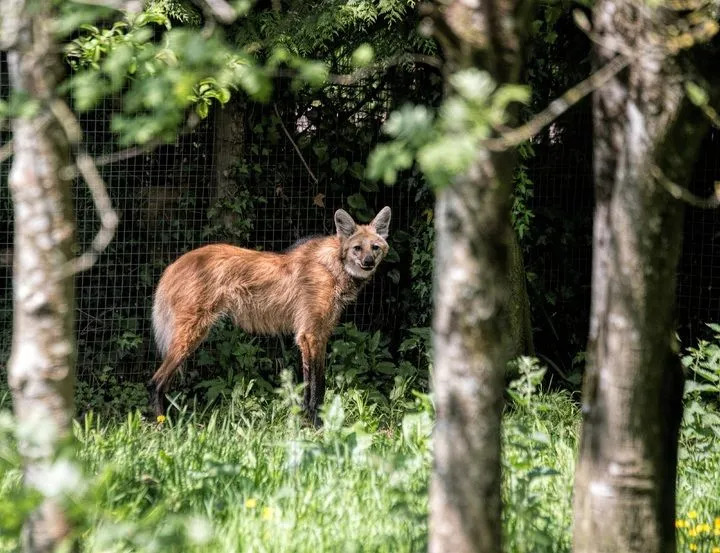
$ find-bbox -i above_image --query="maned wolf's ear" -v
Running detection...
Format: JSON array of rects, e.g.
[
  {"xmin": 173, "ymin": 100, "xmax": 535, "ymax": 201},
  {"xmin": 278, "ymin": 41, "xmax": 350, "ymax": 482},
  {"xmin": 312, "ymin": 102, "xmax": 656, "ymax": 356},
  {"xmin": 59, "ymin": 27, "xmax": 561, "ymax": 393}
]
[
  {"xmin": 335, "ymin": 209, "xmax": 357, "ymax": 239},
  {"xmin": 370, "ymin": 206, "xmax": 391, "ymax": 239}
]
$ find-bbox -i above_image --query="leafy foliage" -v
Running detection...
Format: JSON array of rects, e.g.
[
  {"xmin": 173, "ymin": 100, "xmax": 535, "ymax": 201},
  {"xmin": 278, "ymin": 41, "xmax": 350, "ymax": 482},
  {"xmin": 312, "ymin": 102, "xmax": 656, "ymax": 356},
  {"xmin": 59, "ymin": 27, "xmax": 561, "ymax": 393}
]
[
  {"xmin": 229, "ymin": 0, "xmax": 435, "ymax": 63},
  {"xmin": 367, "ymin": 70, "xmax": 530, "ymax": 188},
  {"xmin": 4, "ymin": 357, "xmax": 720, "ymax": 553},
  {"xmin": 512, "ymin": 141, "xmax": 536, "ymax": 242}
]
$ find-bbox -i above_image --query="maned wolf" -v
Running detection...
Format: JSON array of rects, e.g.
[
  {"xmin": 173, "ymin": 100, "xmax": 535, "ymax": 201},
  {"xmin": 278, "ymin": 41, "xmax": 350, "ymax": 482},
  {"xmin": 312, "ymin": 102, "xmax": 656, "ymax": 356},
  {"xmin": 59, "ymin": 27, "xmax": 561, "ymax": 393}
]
[{"xmin": 150, "ymin": 207, "xmax": 391, "ymax": 424}]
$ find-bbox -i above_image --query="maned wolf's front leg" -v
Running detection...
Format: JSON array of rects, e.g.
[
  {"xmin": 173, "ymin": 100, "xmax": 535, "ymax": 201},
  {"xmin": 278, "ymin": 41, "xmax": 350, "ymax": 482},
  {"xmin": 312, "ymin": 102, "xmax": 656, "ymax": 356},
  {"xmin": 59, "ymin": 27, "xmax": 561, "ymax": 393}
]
[{"xmin": 297, "ymin": 333, "xmax": 327, "ymax": 426}]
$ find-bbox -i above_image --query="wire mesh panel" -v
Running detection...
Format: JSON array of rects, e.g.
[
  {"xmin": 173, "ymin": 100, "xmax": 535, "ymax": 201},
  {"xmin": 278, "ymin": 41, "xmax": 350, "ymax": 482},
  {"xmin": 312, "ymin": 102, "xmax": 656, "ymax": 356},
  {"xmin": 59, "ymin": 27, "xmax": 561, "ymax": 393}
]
[
  {"xmin": 677, "ymin": 127, "xmax": 720, "ymax": 346},
  {"xmin": 525, "ymin": 104, "xmax": 595, "ymax": 369},
  {"xmin": 72, "ymin": 96, "xmax": 217, "ymax": 384},
  {"xmin": 0, "ymin": 58, "xmax": 428, "ymax": 384},
  {"xmin": 0, "ymin": 54, "xmax": 11, "ymax": 374},
  {"xmin": 5, "ymin": 50, "xmax": 720, "ymax": 386}
]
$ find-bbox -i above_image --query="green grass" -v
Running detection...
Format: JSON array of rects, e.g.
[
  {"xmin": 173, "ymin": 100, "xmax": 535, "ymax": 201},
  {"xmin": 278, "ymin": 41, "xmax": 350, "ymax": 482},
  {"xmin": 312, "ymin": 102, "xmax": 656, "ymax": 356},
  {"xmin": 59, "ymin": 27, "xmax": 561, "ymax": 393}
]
[{"xmin": 2, "ymin": 375, "xmax": 720, "ymax": 553}]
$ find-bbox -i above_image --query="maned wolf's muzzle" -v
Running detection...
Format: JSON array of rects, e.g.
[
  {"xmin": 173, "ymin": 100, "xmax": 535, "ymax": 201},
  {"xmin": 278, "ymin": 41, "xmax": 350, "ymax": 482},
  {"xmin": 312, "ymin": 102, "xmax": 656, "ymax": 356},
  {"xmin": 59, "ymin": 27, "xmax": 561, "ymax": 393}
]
[{"xmin": 362, "ymin": 255, "xmax": 375, "ymax": 269}]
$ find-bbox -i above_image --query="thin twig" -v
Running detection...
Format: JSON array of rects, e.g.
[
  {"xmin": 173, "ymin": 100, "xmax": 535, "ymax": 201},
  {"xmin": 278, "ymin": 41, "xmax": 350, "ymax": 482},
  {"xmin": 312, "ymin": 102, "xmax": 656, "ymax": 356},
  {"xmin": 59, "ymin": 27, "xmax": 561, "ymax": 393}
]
[
  {"xmin": 484, "ymin": 54, "xmax": 631, "ymax": 151},
  {"xmin": 651, "ymin": 165, "xmax": 720, "ymax": 209},
  {"xmin": 60, "ymin": 153, "xmax": 119, "ymax": 277},
  {"xmin": 0, "ymin": 140, "xmax": 13, "ymax": 164},
  {"xmin": 274, "ymin": 103, "xmax": 318, "ymax": 184},
  {"xmin": 49, "ymin": 99, "xmax": 82, "ymax": 144},
  {"xmin": 92, "ymin": 114, "xmax": 200, "ymax": 168},
  {"xmin": 48, "ymin": 98, "xmax": 119, "ymax": 277}
]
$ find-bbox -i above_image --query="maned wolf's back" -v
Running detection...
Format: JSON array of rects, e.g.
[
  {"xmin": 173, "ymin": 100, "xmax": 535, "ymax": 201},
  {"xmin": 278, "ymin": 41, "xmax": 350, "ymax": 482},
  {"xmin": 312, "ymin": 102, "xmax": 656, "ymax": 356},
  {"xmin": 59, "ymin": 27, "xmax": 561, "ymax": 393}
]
[{"xmin": 152, "ymin": 239, "xmax": 342, "ymax": 352}]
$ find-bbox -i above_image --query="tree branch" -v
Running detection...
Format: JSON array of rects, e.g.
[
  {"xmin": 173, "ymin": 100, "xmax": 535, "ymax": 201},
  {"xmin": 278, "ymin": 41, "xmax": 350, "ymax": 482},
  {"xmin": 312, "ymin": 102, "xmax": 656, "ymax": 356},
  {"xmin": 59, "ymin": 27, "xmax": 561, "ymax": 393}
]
[
  {"xmin": 59, "ymin": 153, "xmax": 119, "ymax": 278},
  {"xmin": 484, "ymin": 54, "xmax": 631, "ymax": 151},
  {"xmin": 274, "ymin": 103, "xmax": 318, "ymax": 184},
  {"xmin": 651, "ymin": 165, "xmax": 720, "ymax": 209},
  {"xmin": 48, "ymin": 99, "xmax": 119, "ymax": 278},
  {"xmin": 0, "ymin": 140, "xmax": 13, "ymax": 164},
  {"xmin": 92, "ymin": 114, "xmax": 200, "ymax": 167},
  {"xmin": 193, "ymin": 0, "xmax": 237, "ymax": 24}
]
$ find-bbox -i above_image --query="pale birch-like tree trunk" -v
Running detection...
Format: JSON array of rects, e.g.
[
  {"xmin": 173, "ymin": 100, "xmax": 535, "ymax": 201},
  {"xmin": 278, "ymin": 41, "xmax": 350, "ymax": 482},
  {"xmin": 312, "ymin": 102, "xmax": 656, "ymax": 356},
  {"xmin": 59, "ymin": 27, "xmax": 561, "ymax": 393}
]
[
  {"xmin": 428, "ymin": 2, "xmax": 531, "ymax": 552},
  {"xmin": 2, "ymin": 2, "xmax": 77, "ymax": 551},
  {"xmin": 573, "ymin": 2, "xmax": 718, "ymax": 552}
]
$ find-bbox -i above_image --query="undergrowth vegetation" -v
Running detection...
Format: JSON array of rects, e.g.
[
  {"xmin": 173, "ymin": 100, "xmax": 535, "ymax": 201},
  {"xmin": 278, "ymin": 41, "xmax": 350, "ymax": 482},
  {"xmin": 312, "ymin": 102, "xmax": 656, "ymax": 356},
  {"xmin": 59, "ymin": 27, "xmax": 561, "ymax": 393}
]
[{"xmin": 3, "ymin": 330, "xmax": 720, "ymax": 552}]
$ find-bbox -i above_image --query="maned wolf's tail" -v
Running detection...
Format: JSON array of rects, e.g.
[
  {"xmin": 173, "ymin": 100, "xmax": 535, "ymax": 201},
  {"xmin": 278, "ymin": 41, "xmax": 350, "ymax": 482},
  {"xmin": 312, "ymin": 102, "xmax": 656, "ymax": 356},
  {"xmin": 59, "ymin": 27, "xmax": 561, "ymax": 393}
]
[{"xmin": 152, "ymin": 288, "xmax": 174, "ymax": 358}]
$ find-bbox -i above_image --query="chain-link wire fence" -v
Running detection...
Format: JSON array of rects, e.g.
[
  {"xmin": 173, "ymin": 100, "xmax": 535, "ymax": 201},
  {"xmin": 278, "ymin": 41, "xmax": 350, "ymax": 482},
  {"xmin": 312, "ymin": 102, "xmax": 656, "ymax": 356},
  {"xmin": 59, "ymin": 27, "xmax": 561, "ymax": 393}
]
[
  {"xmin": 1, "ymin": 56, "xmax": 719, "ymax": 384},
  {"xmin": 0, "ymin": 60, "xmax": 434, "ymax": 384}
]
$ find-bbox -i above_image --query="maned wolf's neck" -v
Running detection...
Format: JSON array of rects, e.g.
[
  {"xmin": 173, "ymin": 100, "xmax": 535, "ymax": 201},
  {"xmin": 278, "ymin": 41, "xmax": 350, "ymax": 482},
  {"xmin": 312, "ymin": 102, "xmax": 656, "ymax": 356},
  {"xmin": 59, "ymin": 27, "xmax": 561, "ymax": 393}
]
[{"xmin": 291, "ymin": 235, "xmax": 367, "ymax": 295}]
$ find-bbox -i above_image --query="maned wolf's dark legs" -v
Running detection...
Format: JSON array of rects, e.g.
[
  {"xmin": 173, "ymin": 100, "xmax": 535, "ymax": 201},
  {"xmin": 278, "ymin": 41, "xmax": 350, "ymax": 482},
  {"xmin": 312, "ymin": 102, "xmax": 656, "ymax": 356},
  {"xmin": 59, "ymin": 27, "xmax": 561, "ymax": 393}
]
[
  {"xmin": 297, "ymin": 332, "xmax": 328, "ymax": 426},
  {"xmin": 150, "ymin": 319, "xmax": 213, "ymax": 417}
]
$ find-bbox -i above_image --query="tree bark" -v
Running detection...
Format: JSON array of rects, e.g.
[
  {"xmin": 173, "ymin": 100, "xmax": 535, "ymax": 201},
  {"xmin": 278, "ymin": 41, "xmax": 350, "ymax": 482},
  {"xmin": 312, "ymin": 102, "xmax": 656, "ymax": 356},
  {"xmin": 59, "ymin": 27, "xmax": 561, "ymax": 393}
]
[
  {"xmin": 3, "ymin": 2, "xmax": 77, "ymax": 551},
  {"xmin": 213, "ymin": 96, "xmax": 244, "ymax": 200},
  {"xmin": 508, "ymin": 232, "xmax": 534, "ymax": 357},
  {"xmin": 573, "ymin": 2, "xmax": 715, "ymax": 552},
  {"xmin": 430, "ymin": 151, "xmax": 515, "ymax": 553},
  {"xmin": 428, "ymin": 2, "xmax": 530, "ymax": 552}
]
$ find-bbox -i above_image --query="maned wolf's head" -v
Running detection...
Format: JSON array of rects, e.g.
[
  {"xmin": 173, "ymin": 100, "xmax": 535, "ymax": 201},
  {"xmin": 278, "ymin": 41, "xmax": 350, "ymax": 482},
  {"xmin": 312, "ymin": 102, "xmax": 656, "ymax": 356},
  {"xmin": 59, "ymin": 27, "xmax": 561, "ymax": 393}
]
[{"xmin": 335, "ymin": 206, "xmax": 391, "ymax": 279}]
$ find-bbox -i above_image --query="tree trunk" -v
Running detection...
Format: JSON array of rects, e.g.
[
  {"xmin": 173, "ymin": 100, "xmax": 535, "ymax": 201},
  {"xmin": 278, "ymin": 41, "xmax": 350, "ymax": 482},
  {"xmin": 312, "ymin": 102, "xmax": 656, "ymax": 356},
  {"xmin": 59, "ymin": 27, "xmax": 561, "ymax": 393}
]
[
  {"xmin": 3, "ymin": 2, "xmax": 77, "ymax": 551},
  {"xmin": 508, "ymin": 232, "xmax": 534, "ymax": 357},
  {"xmin": 430, "ymin": 151, "xmax": 515, "ymax": 553},
  {"xmin": 213, "ymin": 96, "xmax": 244, "ymax": 200},
  {"xmin": 573, "ymin": 2, "xmax": 714, "ymax": 552},
  {"xmin": 428, "ymin": 2, "xmax": 530, "ymax": 552}
]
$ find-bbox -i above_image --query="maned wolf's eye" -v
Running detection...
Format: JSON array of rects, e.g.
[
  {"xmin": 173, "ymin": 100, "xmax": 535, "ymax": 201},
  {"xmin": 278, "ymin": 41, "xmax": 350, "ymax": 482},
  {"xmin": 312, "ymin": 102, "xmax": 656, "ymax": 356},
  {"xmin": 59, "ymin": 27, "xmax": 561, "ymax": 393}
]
[
  {"xmin": 353, "ymin": 245, "xmax": 362, "ymax": 252},
  {"xmin": 371, "ymin": 244, "xmax": 380, "ymax": 251}
]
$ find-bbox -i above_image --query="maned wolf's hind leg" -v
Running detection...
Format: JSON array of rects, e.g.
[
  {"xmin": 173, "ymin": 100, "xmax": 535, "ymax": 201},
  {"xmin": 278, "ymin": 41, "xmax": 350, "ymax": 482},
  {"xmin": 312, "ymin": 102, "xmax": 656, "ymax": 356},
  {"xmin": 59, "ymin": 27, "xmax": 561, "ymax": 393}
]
[
  {"xmin": 150, "ymin": 318, "xmax": 214, "ymax": 417},
  {"xmin": 296, "ymin": 333, "xmax": 328, "ymax": 426}
]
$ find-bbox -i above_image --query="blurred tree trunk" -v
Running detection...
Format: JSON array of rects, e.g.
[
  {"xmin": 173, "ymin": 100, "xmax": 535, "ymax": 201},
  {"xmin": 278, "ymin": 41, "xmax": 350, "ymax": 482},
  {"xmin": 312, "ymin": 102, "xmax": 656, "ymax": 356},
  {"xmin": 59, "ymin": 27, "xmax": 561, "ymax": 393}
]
[
  {"xmin": 508, "ymin": 234, "xmax": 534, "ymax": 357},
  {"xmin": 573, "ymin": 2, "xmax": 718, "ymax": 552},
  {"xmin": 428, "ymin": 2, "xmax": 531, "ymax": 552},
  {"xmin": 2, "ymin": 1, "xmax": 77, "ymax": 551},
  {"xmin": 214, "ymin": 97, "xmax": 244, "ymax": 200}
]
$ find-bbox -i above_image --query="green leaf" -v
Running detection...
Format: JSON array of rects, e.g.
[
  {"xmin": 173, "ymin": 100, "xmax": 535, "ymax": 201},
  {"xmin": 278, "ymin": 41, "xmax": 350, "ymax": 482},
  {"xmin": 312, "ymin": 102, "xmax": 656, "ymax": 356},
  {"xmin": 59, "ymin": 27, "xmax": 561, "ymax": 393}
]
[
  {"xmin": 383, "ymin": 104, "xmax": 435, "ymax": 147},
  {"xmin": 450, "ymin": 69, "xmax": 496, "ymax": 104},
  {"xmin": 360, "ymin": 180, "xmax": 379, "ymax": 192},
  {"xmin": 417, "ymin": 134, "xmax": 476, "ymax": 188},
  {"xmin": 351, "ymin": 43, "xmax": 375, "ymax": 68},
  {"xmin": 347, "ymin": 193, "xmax": 367, "ymax": 209},
  {"xmin": 685, "ymin": 81, "xmax": 709, "ymax": 107},
  {"xmin": 195, "ymin": 101, "xmax": 209, "ymax": 119},
  {"xmin": 331, "ymin": 157, "xmax": 348, "ymax": 175},
  {"xmin": 349, "ymin": 162, "xmax": 365, "ymax": 179},
  {"xmin": 491, "ymin": 84, "xmax": 531, "ymax": 114},
  {"xmin": 366, "ymin": 142, "xmax": 413, "ymax": 185},
  {"xmin": 298, "ymin": 61, "xmax": 329, "ymax": 88}
]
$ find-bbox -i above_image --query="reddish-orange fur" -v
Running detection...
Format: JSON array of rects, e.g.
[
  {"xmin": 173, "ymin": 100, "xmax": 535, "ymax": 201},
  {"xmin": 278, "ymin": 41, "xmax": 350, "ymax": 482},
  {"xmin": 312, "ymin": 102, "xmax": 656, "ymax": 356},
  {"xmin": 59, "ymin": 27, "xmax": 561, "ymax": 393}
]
[{"xmin": 151, "ymin": 207, "xmax": 391, "ymax": 424}]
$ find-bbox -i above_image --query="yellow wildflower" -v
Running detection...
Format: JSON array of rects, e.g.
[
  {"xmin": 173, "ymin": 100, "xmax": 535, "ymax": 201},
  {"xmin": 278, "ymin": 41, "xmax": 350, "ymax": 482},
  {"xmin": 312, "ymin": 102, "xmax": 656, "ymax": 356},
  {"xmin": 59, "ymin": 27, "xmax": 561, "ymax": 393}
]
[
  {"xmin": 689, "ymin": 545, "xmax": 698, "ymax": 552},
  {"xmin": 702, "ymin": 523, "xmax": 712, "ymax": 533},
  {"xmin": 713, "ymin": 547, "xmax": 720, "ymax": 553},
  {"xmin": 715, "ymin": 517, "xmax": 720, "ymax": 528},
  {"xmin": 261, "ymin": 507, "xmax": 274, "ymax": 521},
  {"xmin": 156, "ymin": 415, "xmax": 166, "ymax": 424},
  {"xmin": 676, "ymin": 519, "xmax": 686, "ymax": 528},
  {"xmin": 688, "ymin": 511, "xmax": 698, "ymax": 520},
  {"xmin": 715, "ymin": 528, "xmax": 720, "ymax": 537},
  {"xmin": 689, "ymin": 529, "xmax": 697, "ymax": 538},
  {"xmin": 244, "ymin": 498, "xmax": 257, "ymax": 509}
]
